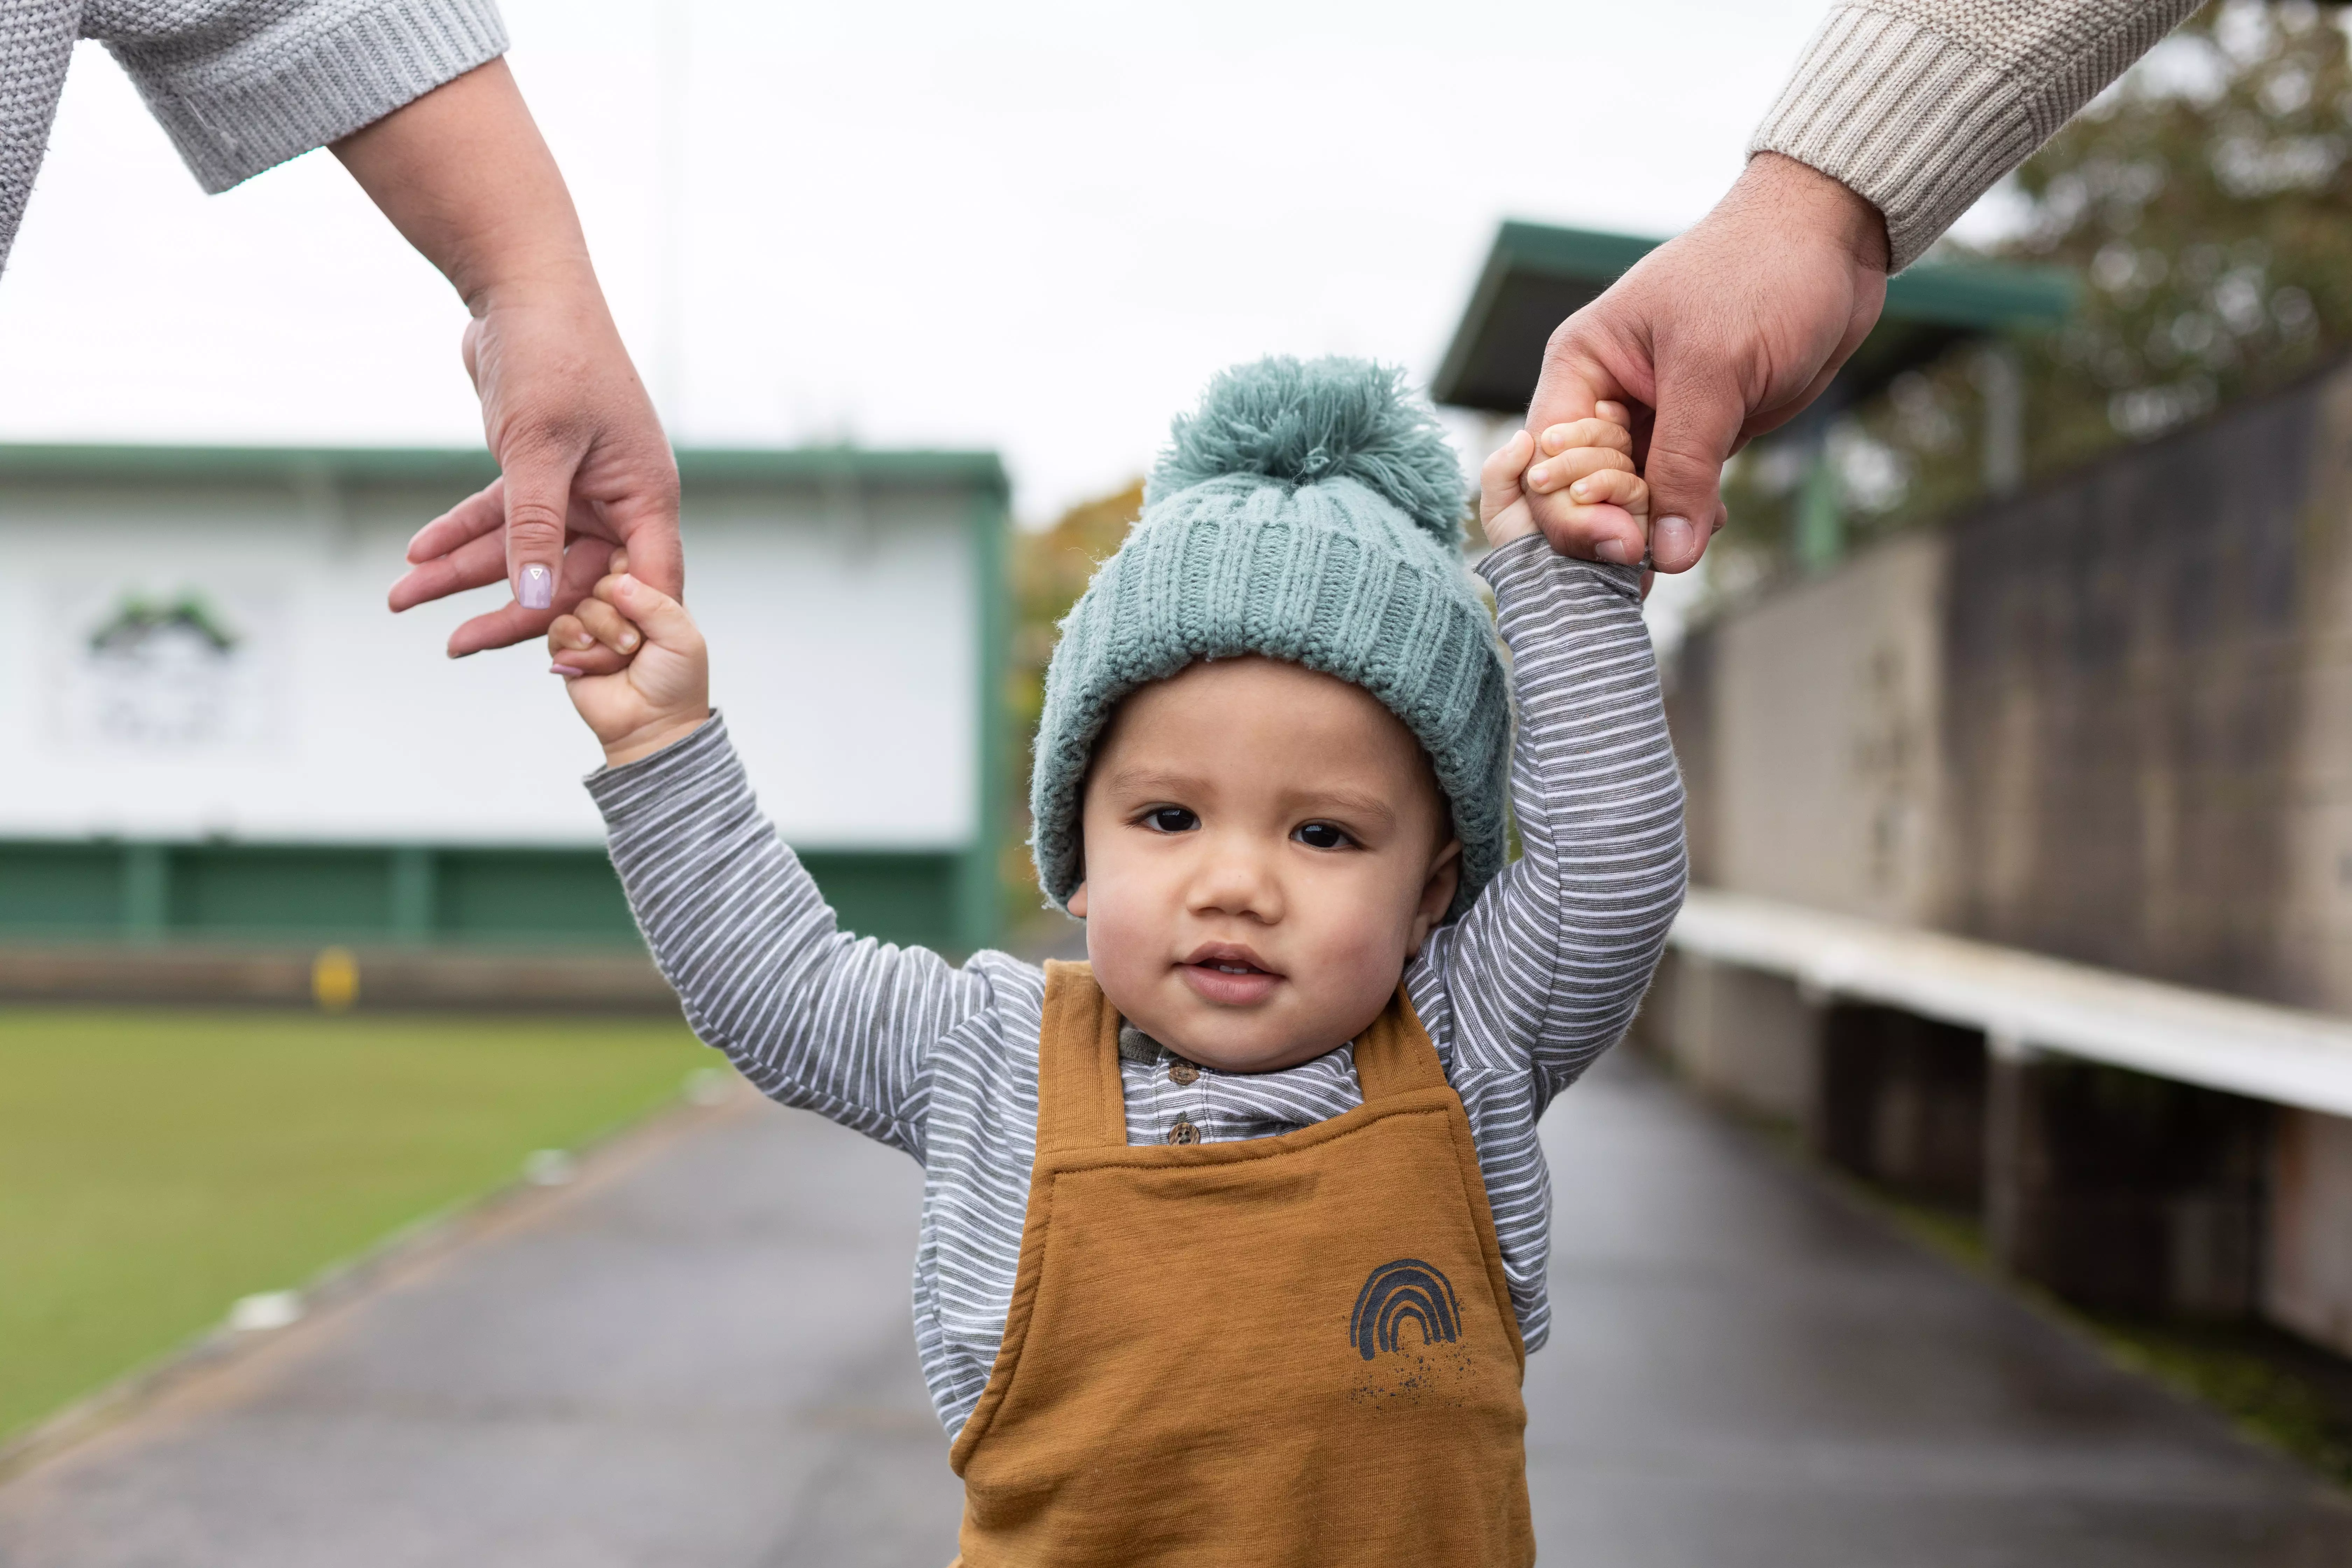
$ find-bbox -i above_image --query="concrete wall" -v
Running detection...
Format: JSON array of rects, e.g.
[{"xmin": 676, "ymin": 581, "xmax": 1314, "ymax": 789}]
[
  {"xmin": 1666, "ymin": 353, "xmax": 2352, "ymax": 1338},
  {"xmin": 2283, "ymin": 371, "xmax": 2352, "ymax": 1014},
  {"xmin": 1940, "ymin": 375, "xmax": 2315, "ymax": 1004},
  {"xmin": 1676, "ymin": 354, "xmax": 2352, "ymax": 1013},
  {"xmin": 1641, "ymin": 950, "xmax": 1821, "ymax": 1127},
  {"xmin": 1677, "ymin": 532, "xmax": 1951, "ymax": 927},
  {"xmin": 2268, "ymin": 1107, "xmax": 2352, "ymax": 1358}
]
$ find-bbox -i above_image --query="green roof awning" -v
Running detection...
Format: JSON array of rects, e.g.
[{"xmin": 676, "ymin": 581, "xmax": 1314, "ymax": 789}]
[
  {"xmin": 0, "ymin": 443, "xmax": 1008, "ymax": 497},
  {"xmin": 1432, "ymin": 220, "xmax": 2075, "ymax": 417}
]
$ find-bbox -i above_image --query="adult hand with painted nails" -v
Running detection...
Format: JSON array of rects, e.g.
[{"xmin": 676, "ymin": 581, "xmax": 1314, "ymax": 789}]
[{"xmin": 355, "ymin": 61, "xmax": 681, "ymax": 666}]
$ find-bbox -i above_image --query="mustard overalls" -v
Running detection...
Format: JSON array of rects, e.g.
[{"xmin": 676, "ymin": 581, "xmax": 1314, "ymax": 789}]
[{"xmin": 948, "ymin": 961, "xmax": 1535, "ymax": 1566}]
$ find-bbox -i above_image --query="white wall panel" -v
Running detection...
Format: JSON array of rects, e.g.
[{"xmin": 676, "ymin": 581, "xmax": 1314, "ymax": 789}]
[{"xmin": 0, "ymin": 462, "xmax": 981, "ymax": 848}]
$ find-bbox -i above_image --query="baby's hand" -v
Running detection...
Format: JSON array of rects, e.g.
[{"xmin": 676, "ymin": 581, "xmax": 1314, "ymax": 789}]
[
  {"xmin": 1479, "ymin": 401, "xmax": 1650, "ymax": 563},
  {"xmin": 548, "ymin": 549, "xmax": 712, "ymax": 766}
]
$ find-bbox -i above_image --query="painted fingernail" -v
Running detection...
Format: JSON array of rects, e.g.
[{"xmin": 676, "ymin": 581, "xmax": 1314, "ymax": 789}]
[
  {"xmin": 550, "ymin": 662, "xmax": 584, "ymax": 677},
  {"xmin": 519, "ymin": 564, "xmax": 553, "ymax": 610},
  {"xmin": 1594, "ymin": 538, "xmax": 1632, "ymax": 565},
  {"xmin": 1653, "ymin": 515, "xmax": 1696, "ymax": 561}
]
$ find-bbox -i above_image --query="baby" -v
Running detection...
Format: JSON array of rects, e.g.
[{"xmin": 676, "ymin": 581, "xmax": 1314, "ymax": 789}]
[{"xmin": 550, "ymin": 359, "xmax": 1684, "ymax": 1566}]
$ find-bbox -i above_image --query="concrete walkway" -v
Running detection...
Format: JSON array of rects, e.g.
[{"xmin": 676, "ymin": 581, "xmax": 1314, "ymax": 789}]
[{"xmin": 5, "ymin": 1051, "xmax": 2349, "ymax": 1566}]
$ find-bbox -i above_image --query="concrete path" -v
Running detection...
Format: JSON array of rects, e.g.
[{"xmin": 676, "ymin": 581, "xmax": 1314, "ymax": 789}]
[{"xmin": 5, "ymin": 1051, "xmax": 2350, "ymax": 1566}]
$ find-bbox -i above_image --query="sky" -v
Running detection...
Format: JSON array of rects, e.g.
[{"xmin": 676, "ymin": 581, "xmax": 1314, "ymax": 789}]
[{"xmin": 0, "ymin": 0, "xmax": 2007, "ymax": 537}]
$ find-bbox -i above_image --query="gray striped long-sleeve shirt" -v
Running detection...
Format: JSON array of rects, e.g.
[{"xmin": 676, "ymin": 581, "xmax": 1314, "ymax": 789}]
[{"xmin": 586, "ymin": 537, "xmax": 1687, "ymax": 1437}]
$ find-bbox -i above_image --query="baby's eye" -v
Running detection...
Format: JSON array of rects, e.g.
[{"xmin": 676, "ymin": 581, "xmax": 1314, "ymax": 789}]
[
  {"xmin": 1144, "ymin": 806, "xmax": 1199, "ymax": 834},
  {"xmin": 1293, "ymin": 821, "xmax": 1354, "ymax": 851}
]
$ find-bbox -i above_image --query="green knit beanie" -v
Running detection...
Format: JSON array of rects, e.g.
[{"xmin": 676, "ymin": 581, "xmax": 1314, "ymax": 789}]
[{"xmin": 1029, "ymin": 355, "xmax": 1510, "ymax": 920}]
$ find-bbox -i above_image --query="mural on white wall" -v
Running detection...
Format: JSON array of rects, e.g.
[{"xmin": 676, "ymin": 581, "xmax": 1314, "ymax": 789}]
[
  {"xmin": 6, "ymin": 480, "xmax": 979, "ymax": 845},
  {"xmin": 48, "ymin": 583, "xmax": 284, "ymax": 754}
]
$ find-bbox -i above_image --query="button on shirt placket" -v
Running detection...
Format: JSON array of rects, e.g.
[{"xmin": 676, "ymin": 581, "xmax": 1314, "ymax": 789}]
[{"xmin": 1164, "ymin": 1052, "xmax": 1203, "ymax": 1144}]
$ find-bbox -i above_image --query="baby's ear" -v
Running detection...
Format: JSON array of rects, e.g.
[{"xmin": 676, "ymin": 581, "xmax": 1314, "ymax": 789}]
[
  {"xmin": 1409, "ymin": 840, "xmax": 1462, "ymax": 952},
  {"xmin": 1067, "ymin": 881, "xmax": 1089, "ymax": 918}
]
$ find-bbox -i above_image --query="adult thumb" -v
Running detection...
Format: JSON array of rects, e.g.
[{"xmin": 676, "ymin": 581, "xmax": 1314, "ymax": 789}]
[
  {"xmin": 502, "ymin": 447, "xmax": 578, "ymax": 612},
  {"xmin": 1642, "ymin": 370, "xmax": 1743, "ymax": 573},
  {"xmin": 1527, "ymin": 317, "xmax": 1625, "ymax": 435}
]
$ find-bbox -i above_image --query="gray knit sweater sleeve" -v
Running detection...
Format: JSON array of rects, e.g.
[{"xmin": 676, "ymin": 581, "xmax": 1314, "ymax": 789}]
[
  {"xmin": 0, "ymin": 0, "xmax": 505, "ymax": 273},
  {"xmin": 89, "ymin": 0, "xmax": 507, "ymax": 194},
  {"xmin": 1754, "ymin": 0, "xmax": 2202, "ymax": 270}
]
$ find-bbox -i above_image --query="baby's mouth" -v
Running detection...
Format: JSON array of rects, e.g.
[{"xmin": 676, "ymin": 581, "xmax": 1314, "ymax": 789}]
[{"xmin": 1178, "ymin": 945, "xmax": 1282, "ymax": 1004}]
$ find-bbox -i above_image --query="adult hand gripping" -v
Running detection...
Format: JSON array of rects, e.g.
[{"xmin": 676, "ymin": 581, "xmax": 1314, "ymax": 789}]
[
  {"xmin": 338, "ymin": 59, "xmax": 681, "ymax": 670},
  {"xmin": 1520, "ymin": 152, "xmax": 1892, "ymax": 575}
]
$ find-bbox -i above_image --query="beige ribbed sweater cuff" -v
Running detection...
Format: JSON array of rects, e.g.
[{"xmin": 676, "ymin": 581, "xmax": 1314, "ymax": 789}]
[{"xmin": 1752, "ymin": 0, "xmax": 2201, "ymax": 271}]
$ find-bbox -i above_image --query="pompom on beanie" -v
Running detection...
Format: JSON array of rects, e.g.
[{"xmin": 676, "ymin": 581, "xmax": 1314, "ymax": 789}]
[{"xmin": 1027, "ymin": 356, "xmax": 1512, "ymax": 921}]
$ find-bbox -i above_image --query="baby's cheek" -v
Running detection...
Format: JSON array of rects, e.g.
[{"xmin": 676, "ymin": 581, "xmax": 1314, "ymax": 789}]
[
  {"xmin": 1299, "ymin": 903, "xmax": 1416, "ymax": 1027},
  {"xmin": 1076, "ymin": 878, "xmax": 1171, "ymax": 1011}
]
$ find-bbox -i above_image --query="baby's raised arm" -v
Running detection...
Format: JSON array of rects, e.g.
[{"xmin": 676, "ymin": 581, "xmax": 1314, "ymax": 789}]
[
  {"xmin": 1435, "ymin": 409, "xmax": 1686, "ymax": 1107},
  {"xmin": 547, "ymin": 563, "xmax": 990, "ymax": 1162}
]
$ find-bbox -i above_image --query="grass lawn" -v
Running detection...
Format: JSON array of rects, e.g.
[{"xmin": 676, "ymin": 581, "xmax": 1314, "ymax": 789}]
[{"xmin": 0, "ymin": 1007, "xmax": 713, "ymax": 1445}]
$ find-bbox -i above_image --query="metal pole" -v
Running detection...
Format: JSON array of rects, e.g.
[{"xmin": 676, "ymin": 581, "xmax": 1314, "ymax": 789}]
[
  {"xmin": 654, "ymin": 0, "xmax": 691, "ymax": 424},
  {"xmin": 1973, "ymin": 344, "xmax": 2024, "ymax": 498}
]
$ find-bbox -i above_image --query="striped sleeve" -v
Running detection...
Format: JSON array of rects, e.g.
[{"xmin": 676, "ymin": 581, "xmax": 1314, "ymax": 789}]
[
  {"xmin": 585, "ymin": 713, "xmax": 989, "ymax": 1162},
  {"xmin": 1447, "ymin": 540, "xmax": 1687, "ymax": 1107}
]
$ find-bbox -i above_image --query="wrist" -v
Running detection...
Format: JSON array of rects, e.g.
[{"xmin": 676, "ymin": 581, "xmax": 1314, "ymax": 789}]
[
  {"xmin": 602, "ymin": 708, "xmax": 712, "ymax": 769},
  {"xmin": 1737, "ymin": 152, "xmax": 1890, "ymax": 275},
  {"xmin": 460, "ymin": 250, "xmax": 604, "ymax": 321}
]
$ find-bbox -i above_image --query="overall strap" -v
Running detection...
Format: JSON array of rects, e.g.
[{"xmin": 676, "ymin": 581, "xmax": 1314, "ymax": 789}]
[
  {"xmin": 1351, "ymin": 986, "xmax": 1449, "ymax": 1100},
  {"xmin": 1037, "ymin": 961, "xmax": 1128, "ymax": 1154}
]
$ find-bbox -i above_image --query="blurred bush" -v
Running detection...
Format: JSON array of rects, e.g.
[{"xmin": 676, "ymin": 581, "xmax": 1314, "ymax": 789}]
[{"xmin": 999, "ymin": 481, "xmax": 1145, "ymax": 937}]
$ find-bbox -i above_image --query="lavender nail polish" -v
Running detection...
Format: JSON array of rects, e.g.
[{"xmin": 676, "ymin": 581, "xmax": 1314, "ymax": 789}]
[
  {"xmin": 519, "ymin": 564, "xmax": 554, "ymax": 610},
  {"xmin": 550, "ymin": 662, "xmax": 584, "ymax": 677}
]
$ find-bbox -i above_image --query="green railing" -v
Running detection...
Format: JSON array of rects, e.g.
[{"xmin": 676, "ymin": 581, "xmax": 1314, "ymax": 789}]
[{"xmin": 0, "ymin": 840, "xmax": 979, "ymax": 954}]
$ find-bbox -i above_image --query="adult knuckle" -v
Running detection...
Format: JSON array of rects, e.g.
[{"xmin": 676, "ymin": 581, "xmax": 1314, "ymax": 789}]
[{"xmin": 503, "ymin": 502, "xmax": 568, "ymax": 546}]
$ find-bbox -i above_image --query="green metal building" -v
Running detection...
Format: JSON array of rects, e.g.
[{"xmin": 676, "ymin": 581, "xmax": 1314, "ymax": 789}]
[{"xmin": 0, "ymin": 444, "xmax": 1008, "ymax": 961}]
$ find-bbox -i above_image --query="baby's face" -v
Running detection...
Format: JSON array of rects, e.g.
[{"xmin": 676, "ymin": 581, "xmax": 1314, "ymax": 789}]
[{"xmin": 1069, "ymin": 657, "xmax": 1460, "ymax": 1076}]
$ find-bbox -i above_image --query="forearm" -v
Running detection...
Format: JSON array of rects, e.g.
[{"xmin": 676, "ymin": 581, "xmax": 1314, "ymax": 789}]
[
  {"xmin": 588, "ymin": 716, "xmax": 981, "ymax": 1158},
  {"xmin": 1755, "ymin": 0, "xmax": 2202, "ymax": 270},
  {"xmin": 1451, "ymin": 539, "xmax": 1686, "ymax": 1094},
  {"xmin": 339, "ymin": 53, "xmax": 676, "ymax": 622},
  {"xmin": 331, "ymin": 57, "xmax": 592, "ymax": 310}
]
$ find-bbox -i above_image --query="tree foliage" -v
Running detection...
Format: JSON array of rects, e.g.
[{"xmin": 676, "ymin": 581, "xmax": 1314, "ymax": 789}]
[{"xmin": 1000, "ymin": 480, "xmax": 1144, "ymax": 932}]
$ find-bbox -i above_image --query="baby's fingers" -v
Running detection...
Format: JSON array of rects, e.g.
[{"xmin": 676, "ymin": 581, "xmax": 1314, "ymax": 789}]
[
  {"xmin": 547, "ymin": 613, "xmax": 594, "ymax": 677},
  {"xmin": 1563, "ymin": 466, "xmax": 1650, "ymax": 521},
  {"xmin": 1478, "ymin": 429, "xmax": 1535, "ymax": 526},
  {"xmin": 595, "ymin": 572, "xmax": 703, "ymax": 656},
  {"xmin": 573, "ymin": 597, "xmax": 643, "ymax": 657},
  {"xmin": 1535, "ymin": 417, "xmax": 1633, "ymax": 462}
]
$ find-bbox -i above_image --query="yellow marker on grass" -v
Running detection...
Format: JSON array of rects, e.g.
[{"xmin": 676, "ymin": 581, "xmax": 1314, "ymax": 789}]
[{"xmin": 312, "ymin": 946, "xmax": 359, "ymax": 1012}]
